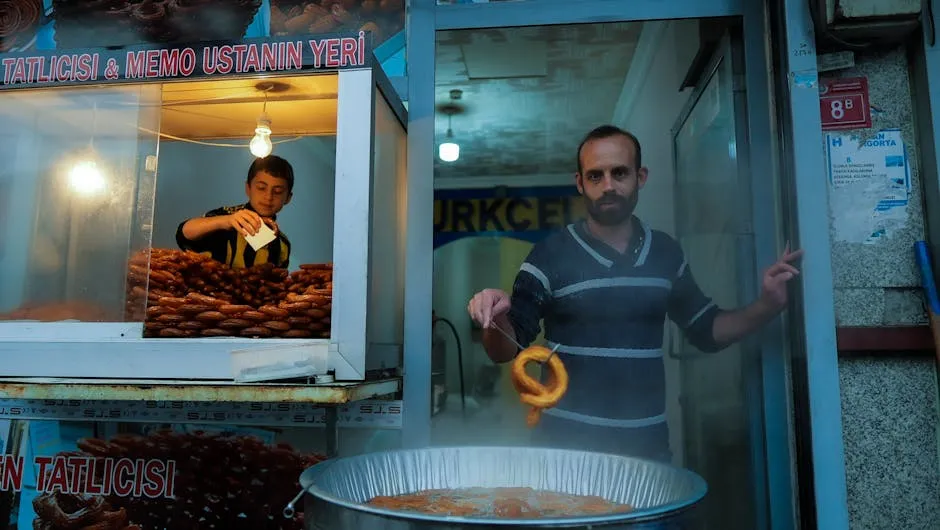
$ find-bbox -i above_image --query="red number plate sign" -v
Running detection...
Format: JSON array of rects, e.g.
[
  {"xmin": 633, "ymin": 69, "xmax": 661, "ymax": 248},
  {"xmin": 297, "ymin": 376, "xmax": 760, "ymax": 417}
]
[{"xmin": 819, "ymin": 76, "xmax": 871, "ymax": 131}]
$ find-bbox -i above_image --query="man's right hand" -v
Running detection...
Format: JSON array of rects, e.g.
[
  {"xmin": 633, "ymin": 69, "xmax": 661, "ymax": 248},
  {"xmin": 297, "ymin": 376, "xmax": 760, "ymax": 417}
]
[
  {"xmin": 467, "ymin": 288, "xmax": 511, "ymax": 329},
  {"xmin": 227, "ymin": 210, "xmax": 264, "ymax": 237}
]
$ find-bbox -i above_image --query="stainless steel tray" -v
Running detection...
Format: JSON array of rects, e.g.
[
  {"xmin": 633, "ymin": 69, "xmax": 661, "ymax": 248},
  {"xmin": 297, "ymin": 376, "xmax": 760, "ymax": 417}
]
[{"xmin": 293, "ymin": 446, "xmax": 708, "ymax": 528}]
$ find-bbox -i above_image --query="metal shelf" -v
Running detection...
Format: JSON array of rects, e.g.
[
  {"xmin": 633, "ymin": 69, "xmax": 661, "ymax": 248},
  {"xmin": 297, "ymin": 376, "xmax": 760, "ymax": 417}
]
[{"xmin": 0, "ymin": 377, "xmax": 401, "ymax": 404}]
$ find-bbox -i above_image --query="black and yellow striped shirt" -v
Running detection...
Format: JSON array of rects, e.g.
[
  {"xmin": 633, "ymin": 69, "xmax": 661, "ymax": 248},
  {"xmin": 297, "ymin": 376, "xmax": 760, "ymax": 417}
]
[{"xmin": 175, "ymin": 203, "xmax": 291, "ymax": 269}]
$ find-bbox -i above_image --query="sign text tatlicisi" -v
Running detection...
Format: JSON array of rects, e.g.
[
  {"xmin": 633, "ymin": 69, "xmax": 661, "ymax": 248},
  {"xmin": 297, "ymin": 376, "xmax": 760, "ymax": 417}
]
[{"xmin": 0, "ymin": 31, "xmax": 372, "ymax": 90}]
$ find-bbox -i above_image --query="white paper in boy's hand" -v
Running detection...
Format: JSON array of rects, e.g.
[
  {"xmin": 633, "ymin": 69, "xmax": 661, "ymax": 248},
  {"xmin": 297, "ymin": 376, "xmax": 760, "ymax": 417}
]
[{"xmin": 245, "ymin": 222, "xmax": 276, "ymax": 251}]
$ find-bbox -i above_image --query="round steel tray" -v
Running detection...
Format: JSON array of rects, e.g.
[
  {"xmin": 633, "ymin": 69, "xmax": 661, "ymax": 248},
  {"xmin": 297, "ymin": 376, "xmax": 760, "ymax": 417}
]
[{"xmin": 295, "ymin": 446, "xmax": 708, "ymax": 529}]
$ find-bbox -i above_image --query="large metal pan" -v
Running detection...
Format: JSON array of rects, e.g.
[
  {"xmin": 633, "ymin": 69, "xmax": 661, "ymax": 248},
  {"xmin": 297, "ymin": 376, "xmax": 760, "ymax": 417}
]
[{"xmin": 287, "ymin": 446, "xmax": 707, "ymax": 529}]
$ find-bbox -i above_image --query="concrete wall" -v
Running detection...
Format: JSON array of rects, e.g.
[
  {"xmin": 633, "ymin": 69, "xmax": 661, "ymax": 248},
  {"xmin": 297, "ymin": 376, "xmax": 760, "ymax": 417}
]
[{"xmin": 823, "ymin": 48, "xmax": 940, "ymax": 530}]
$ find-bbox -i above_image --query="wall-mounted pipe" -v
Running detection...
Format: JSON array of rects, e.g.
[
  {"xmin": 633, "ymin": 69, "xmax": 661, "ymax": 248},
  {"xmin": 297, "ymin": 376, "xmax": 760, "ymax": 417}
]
[
  {"xmin": 914, "ymin": 241, "xmax": 940, "ymax": 369},
  {"xmin": 914, "ymin": 241, "xmax": 940, "ymax": 466}
]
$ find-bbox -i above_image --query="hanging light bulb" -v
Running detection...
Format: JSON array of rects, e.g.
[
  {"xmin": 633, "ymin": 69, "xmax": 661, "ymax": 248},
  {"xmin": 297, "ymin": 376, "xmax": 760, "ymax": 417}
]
[
  {"xmin": 249, "ymin": 113, "xmax": 273, "ymax": 158},
  {"xmin": 439, "ymin": 140, "xmax": 459, "ymax": 162},
  {"xmin": 69, "ymin": 159, "xmax": 106, "ymax": 196},
  {"xmin": 439, "ymin": 128, "xmax": 459, "ymax": 162},
  {"xmin": 438, "ymin": 101, "xmax": 461, "ymax": 163}
]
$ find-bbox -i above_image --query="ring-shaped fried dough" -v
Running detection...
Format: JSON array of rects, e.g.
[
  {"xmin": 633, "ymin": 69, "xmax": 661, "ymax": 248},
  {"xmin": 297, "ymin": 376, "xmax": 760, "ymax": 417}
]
[{"xmin": 511, "ymin": 346, "xmax": 568, "ymax": 427}]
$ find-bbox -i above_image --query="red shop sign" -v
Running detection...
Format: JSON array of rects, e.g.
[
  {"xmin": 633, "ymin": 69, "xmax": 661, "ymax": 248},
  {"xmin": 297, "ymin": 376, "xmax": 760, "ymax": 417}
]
[{"xmin": 819, "ymin": 76, "xmax": 872, "ymax": 130}]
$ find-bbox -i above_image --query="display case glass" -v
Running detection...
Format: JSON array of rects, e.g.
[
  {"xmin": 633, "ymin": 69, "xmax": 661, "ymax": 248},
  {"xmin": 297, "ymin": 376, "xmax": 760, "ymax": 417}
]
[
  {"xmin": 0, "ymin": 74, "xmax": 339, "ymax": 334},
  {"xmin": 0, "ymin": 84, "xmax": 161, "ymax": 323},
  {"xmin": 0, "ymin": 62, "xmax": 407, "ymax": 382},
  {"xmin": 143, "ymin": 75, "xmax": 339, "ymax": 342},
  {"xmin": 367, "ymin": 84, "xmax": 407, "ymax": 372}
]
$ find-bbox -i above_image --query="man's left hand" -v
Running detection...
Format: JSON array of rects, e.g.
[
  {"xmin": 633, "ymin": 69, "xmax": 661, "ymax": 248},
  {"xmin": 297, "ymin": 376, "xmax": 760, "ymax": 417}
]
[{"xmin": 759, "ymin": 243, "xmax": 804, "ymax": 311}]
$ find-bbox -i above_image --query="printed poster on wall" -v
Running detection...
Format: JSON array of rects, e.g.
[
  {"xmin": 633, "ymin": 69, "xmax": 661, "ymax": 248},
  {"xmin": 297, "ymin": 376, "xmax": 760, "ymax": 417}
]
[
  {"xmin": 0, "ymin": 419, "xmax": 327, "ymax": 529},
  {"xmin": 0, "ymin": 0, "xmax": 404, "ymax": 54},
  {"xmin": 826, "ymin": 129, "xmax": 911, "ymax": 245}
]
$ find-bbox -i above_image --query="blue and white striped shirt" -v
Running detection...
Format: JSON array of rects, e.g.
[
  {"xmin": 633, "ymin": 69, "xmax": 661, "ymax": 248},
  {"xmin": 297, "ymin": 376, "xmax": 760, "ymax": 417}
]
[{"xmin": 508, "ymin": 217, "xmax": 721, "ymax": 461}]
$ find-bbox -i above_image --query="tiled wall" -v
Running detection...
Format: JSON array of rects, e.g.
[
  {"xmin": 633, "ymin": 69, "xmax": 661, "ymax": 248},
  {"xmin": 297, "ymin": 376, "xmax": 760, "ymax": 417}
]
[
  {"xmin": 825, "ymin": 48, "xmax": 940, "ymax": 530},
  {"xmin": 840, "ymin": 357, "xmax": 939, "ymax": 529}
]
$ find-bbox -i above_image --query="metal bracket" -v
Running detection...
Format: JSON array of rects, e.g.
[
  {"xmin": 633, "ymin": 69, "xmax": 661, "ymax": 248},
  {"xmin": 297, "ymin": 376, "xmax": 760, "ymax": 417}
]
[{"xmin": 324, "ymin": 406, "xmax": 339, "ymax": 458}]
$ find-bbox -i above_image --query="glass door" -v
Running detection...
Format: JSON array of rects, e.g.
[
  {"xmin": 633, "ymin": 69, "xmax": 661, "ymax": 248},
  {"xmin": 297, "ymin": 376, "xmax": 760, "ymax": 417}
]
[
  {"xmin": 670, "ymin": 30, "xmax": 769, "ymax": 529},
  {"xmin": 406, "ymin": 1, "xmax": 830, "ymax": 528}
]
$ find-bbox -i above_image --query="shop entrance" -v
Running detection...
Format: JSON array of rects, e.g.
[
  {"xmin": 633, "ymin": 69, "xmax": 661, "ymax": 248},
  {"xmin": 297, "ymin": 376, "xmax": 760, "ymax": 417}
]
[{"xmin": 415, "ymin": 3, "xmax": 798, "ymax": 530}]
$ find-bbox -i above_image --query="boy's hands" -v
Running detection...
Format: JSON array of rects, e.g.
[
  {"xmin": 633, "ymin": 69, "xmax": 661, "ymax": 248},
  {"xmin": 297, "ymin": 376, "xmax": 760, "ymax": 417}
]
[
  {"xmin": 227, "ymin": 210, "xmax": 264, "ymax": 237},
  {"xmin": 263, "ymin": 217, "xmax": 279, "ymax": 235}
]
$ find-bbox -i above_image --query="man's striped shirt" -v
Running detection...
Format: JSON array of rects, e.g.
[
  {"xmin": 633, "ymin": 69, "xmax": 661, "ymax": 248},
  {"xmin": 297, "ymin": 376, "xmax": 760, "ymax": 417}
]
[{"xmin": 507, "ymin": 217, "xmax": 720, "ymax": 461}]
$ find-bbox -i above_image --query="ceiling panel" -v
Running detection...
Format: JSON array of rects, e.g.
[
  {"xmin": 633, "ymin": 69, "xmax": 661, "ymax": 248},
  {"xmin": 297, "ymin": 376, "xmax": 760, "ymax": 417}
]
[
  {"xmin": 0, "ymin": 74, "xmax": 339, "ymax": 141},
  {"xmin": 160, "ymin": 75, "xmax": 338, "ymax": 139},
  {"xmin": 435, "ymin": 22, "xmax": 643, "ymax": 179},
  {"xmin": 160, "ymin": 75, "xmax": 337, "ymax": 105}
]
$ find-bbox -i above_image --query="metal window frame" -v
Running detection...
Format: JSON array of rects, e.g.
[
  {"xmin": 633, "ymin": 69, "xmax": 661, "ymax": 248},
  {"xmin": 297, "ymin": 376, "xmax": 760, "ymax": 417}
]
[
  {"xmin": 912, "ymin": 0, "xmax": 940, "ymax": 255},
  {"xmin": 401, "ymin": 0, "xmax": 849, "ymax": 528},
  {"xmin": 332, "ymin": 68, "xmax": 379, "ymax": 380},
  {"xmin": 741, "ymin": 2, "xmax": 804, "ymax": 530},
  {"xmin": 433, "ymin": 0, "xmax": 744, "ymax": 30},
  {"xmin": 402, "ymin": 0, "xmax": 437, "ymax": 449},
  {"xmin": 774, "ymin": 0, "xmax": 850, "ymax": 528}
]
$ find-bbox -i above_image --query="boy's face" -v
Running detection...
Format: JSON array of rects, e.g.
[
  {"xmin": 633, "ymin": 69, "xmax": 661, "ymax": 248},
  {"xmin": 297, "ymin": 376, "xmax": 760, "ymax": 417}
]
[{"xmin": 245, "ymin": 170, "xmax": 292, "ymax": 218}]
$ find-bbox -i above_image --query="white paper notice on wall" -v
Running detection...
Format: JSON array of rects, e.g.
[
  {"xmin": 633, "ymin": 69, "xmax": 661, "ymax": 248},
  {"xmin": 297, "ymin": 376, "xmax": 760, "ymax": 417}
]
[{"xmin": 826, "ymin": 129, "xmax": 911, "ymax": 245}]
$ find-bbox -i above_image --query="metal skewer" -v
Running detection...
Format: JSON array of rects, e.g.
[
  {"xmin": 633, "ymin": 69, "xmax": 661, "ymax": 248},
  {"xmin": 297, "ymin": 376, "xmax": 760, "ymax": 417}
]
[
  {"xmin": 488, "ymin": 320, "xmax": 523, "ymax": 349},
  {"xmin": 545, "ymin": 343, "xmax": 560, "ymax": 363},
  {"xmin": 489, "ymin": 322, "xmax": 560, "ymax": 364}
]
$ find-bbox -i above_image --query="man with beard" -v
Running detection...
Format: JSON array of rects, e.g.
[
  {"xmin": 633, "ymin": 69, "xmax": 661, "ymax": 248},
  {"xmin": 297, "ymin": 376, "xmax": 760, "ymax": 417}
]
[{"xmin": 467, "ymin": 124, "xmax": 803, "ymax": 461}]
